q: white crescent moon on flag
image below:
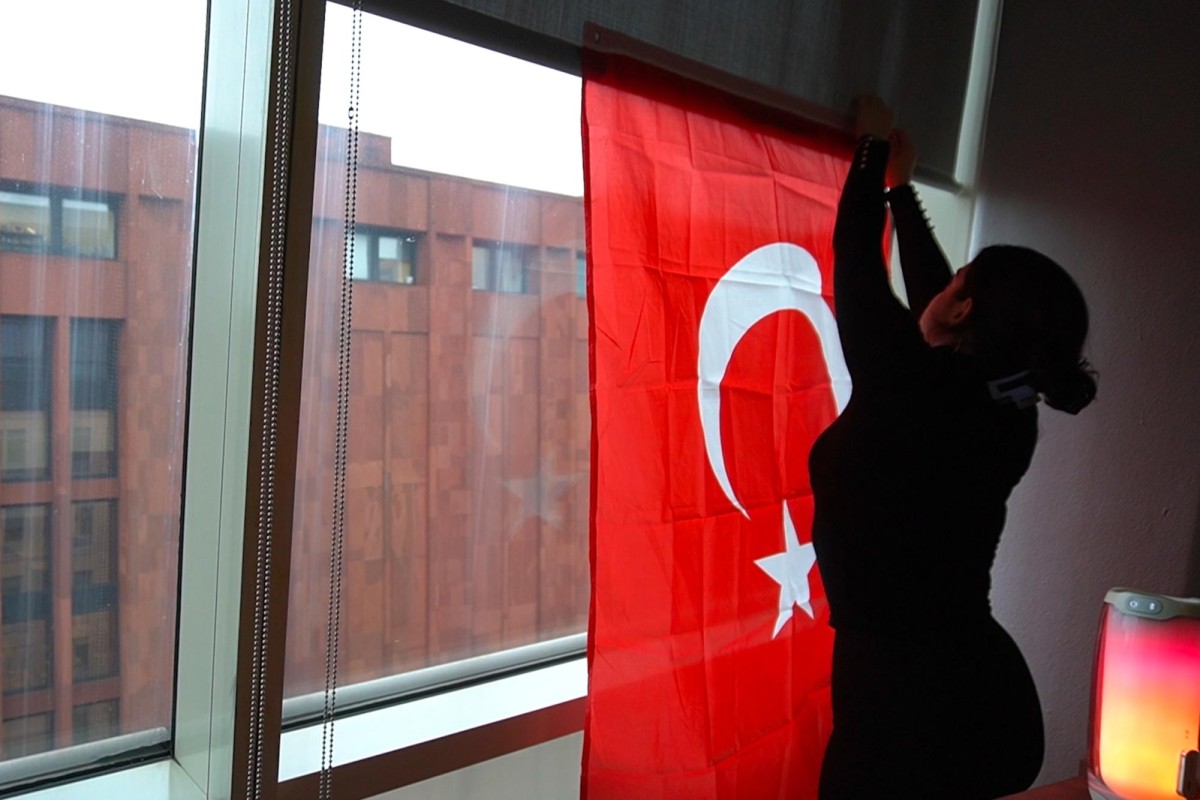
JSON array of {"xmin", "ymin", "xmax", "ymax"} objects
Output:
[{"xmin": 697, "ymin": 242, "xmax": 851, "ymax": 517}]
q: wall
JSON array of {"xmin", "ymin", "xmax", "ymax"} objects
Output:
[{"xmin": 975, "ymin": 0, "xmax": 1200, "ymax": 784}]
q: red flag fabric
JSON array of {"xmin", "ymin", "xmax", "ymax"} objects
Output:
[{"xmin": 582, "ymin": 52, "xmax": 854, "ymax": 799}]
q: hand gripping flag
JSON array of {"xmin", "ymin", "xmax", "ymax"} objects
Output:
[{"xmin": 582, "ymin": 45, "xmax": 854, "ymax": 799}]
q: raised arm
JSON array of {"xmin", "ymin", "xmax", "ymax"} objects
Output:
[
  {"xmin": 832, "ymin": 101, "xmax": 928, "ymax": 389},
  {"xmin": 884, "ymin": 129, "xmax": 953, "ymax": 319}
]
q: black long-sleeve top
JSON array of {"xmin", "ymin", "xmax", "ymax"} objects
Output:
[{"xmin": 808, "ymin": 137, "xmax": 1038, "ymax": 635}]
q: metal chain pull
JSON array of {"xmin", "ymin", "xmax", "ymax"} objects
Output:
[
  {"xmin": 319, "ymin": 2, "xmax": 362, "ymax": 797},
  {"xmin": 246, "ymin": 0, "xmax": 296, "ymax": 796}
]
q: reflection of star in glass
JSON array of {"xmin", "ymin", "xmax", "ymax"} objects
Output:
[
  {"xmin": 502, "ymin": 466, "xmax": 585, "ymax": 535},
  {"xmin": 755, "ymin": 501, "xmax": 818, "ymax": 638}
]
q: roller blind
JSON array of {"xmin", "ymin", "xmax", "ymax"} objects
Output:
[{"xmin": 361, "ymin": 0, "xmax": 980, "ymax": 184}]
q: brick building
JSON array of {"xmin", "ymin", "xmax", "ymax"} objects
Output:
[{"xmin": 0, "ymin": 96, "xmax": 590, "ymax": 755}]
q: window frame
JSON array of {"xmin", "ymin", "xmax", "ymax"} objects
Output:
[
  {"xmin": 68, "ymin": 319, "xmax": 120, "ymax": 480},
  {"xmin": 259, "ymin": 1, "xmax": 590, "ymax": 796},
  {"xmin": 168, "ymin": 0, "xmax": 277, "ymax": 796},
  {"xmin": 0, "ymin": 315, "xmax": 55, "ymax": 484},
  {"xmin": 1, "ymin": 503, "xmax": 54, "ymax": 701},
  {"xmin": 0, "ymin": 183, "xmax": 120, "ymax": 261},
  {"xmin": 69, "ymin": 499, "xmax": 119, "ymax": 686},
  {"xmin": 471, "ymin": 239, "xmax": 537, "ymax": 294},
  {"xmin": 351, "ymin": 225, "xmax": 421, "ymax": 284},
  {"xmin": 268, "ymin": 3, "xmax": 587, "ymax": 795}
]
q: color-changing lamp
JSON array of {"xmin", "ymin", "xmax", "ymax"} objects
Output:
[{"xmin": 1089, "ymin": 588, "xmax": 1200, "ymax": 800}]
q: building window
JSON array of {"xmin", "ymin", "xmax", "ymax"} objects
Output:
[
  {"xmin": 352, "ymin": 228, "xmax": 419, "ymax": 284},
  {"xmin": 70, "ymin": 319, "xmax": 119, "ymax": 478},
  {"xmin": 0, "ymin": 191, "xmax": 50, "ymax": 253},
  {"xmin": 72, "ymin": 699, "xmax": 119, "ymax": 745},
  {"xmin": 0, "ymin": 316, "xmax": 53, "ymax": 483},
  {"xmin": 0, "ymin": 185, "xmax": 117, "ymax": 259},
  {"xmin": 576, "ymin": 251, "xmax": 586, "ymax": 298},
  {"xmin": 472, "ymin": 241, "xmax": 536, "ymax": 293},
  {"xmin": 1, "ymin": 505, "xmax": 53, "ymax": 696},
  {"xmin": 2, "ymin": 712, "xmax": 54, "ymax": 759},
  {"xmin": 71, "ymin": 501, "xmax": 118, "ymax": 683}
]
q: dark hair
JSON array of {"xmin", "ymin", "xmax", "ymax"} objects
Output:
[{"xmin": 959, "ymin": 245, "xmax": 1097, "ymax": 414}]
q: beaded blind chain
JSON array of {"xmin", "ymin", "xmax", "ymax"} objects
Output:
[
  {"xmin": 246, "ymin": 0, "xmax": 298, "ymax": 796},
  {"xmin": 319, "ymin": 2, "xmax": 363, "ymax": 797}
]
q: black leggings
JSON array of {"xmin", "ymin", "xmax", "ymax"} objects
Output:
[{"xmin": 818, "ymin": 618, "xmax": 1044, "ymax": 800}]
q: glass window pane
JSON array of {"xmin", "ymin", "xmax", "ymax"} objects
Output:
[
  {"xmin": 72, "ymin": 501, "xmax": 118, "ymax": 683},
  {"xmin": 1, "ymin": 316, "xmax": 53, "ymax": 482},
  {"xmin": 377, "ymin": 235, "xmax": 399, "ymax": 261},
  {"xmin": 496, "ymin": 244, "xmax": 527, "ymax": 294},
  {"xmin": 70, "ymin": 319, "xmax": 119, "ymax": 478},
  {"xmin": 61, "ymin": 198, "xmax": 116, "ymax": 259},
  {"xmin": 2, "ymin": 713, "xmax": 52, "ymax": 759},
  {"xmin": 1, "ymin": 505, "xmax": 52, "ymax": 696},
  {"xmin": 471, "ymin": 243, "xmax": 492, "ymax": 290},
  {"xmin": 352, "ymin": 230, "xmax": 371, "ymax": 280},
  {"xmin": 0, "ymin": 191, "xmax": 51, "ymax": 253},
  {"xmin": 286, "ymin": 9, "xmax": 589, "ymax": 710},
  {"xmin": 376, "ymin": 233, "xmax": 416, "ymax": 284},
  {"xmin": 72, "ymin": 699, "xmax": 119, "ymax": 746},
  {"xmin": 0, "ymin": 0, "xmax": 206, "ymax": 775}
]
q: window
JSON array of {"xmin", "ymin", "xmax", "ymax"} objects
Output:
[
  {"xmin": 1, "ymin": 506, "xmax": 52, "ymax": 700},
  {"xmin": 352, "ymin": 228, "xmax": 419, "ymax": 283},
  {"xmin": 1, "ymin": 713, "xmax": 52, "ymax": 760},
  {"xmin": 576, "ymin": 250, "xmax": 586, "ymax": 298},
  {"xmin": 0, "ymin": 186, "xmax": 117, "ymax": 259},
  {"xmin": 72, "ymin": 699, "xmax": 119, "ymax": 746},
  {"xmin": 0, "ymin": 0, "xmax": 204, "ymax": 783},
  {"xmin": 280, "ymin": 11, "xmax": 590, "ymax": 781},
  {"xmin": 471, "ymin": 240, "xmax": 537, "ymax": 293},
  {"xmin": 71, "ymin": 501, "xmax": 118, "ymax": 683},
  {"xmin": 0, "ymin": 317, "xmax": 53, "ymax": 483},
  {"xmin": 70, "ymin": 319, "xmax": 119, "ymax": 478},
  {"xmin": 61, "ymin": 199, "xmax": 117, "ymax": 260},
  {"xmin": 0, "ymin": 192, "xmax": 49, "ymax": 253}
]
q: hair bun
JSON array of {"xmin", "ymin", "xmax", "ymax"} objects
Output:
[{"xmin": 1037, "ymin": 359, "xmax": 1098, "ymax": 415}]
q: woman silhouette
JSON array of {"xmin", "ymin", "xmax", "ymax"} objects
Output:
[{"xmin": 811, "ymin": 97, "xmax": 1096, "ymax": 799}]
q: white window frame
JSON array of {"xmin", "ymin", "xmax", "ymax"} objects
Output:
[{"xmin": 169, "ymin": 0, "xmax": 274, "ymax": 793}]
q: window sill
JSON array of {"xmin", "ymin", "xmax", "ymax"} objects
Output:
[
  {"xmin": 15, "ymin": 756, "xmax": 203, "ymax": 800},
  {"xmin": 7, "ymin": 657, "xmax": 585, "ymax": 800},
  {"xmin": 277, "ymin": 657, "xmax": 586, "ymax": 799}
]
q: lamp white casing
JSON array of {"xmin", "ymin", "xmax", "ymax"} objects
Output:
[{"xmin": 1088, "ymin": 589, "xmax": 1200, "ymax": 800}]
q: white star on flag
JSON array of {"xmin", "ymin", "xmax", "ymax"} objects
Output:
[{"xmin": 755, "ymin": 501, "xmax": 818, "ymax": 638}]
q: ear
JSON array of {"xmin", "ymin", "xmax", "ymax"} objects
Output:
[{"xmin": 948, "ymin": 296, "xmax": 973, "ymax": 327}]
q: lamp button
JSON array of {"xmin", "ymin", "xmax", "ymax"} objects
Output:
[{"xmin": 1127, "ymin": 596, "xmax": 1164, "ymax": 615}]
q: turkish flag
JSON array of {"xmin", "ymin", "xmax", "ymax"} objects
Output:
[{"xmin": 582, "ymin": 49, "xmax": 854, "ymax": 799}]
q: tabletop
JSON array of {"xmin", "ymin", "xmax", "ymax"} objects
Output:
[{"xmin": 1003, "ymin": 777, "xmax": 1090, "ymax": 799}]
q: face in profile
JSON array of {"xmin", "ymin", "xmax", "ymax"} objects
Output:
[{"xmin": 919, "ymin": 265, "xmax": 973, "ymax": 347}]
